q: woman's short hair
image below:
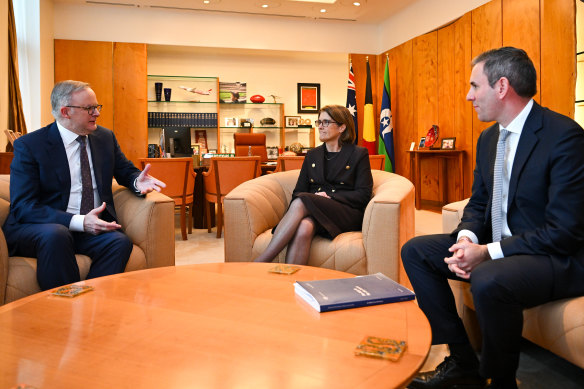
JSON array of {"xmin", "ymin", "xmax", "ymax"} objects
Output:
[
  {"xmin": 318, "ymin": 105, "xmax": 356, "ymax": 145},
  {"xmin": 51, "ymin": 80, "xmax": 91, "ymax": 119},
  {"xmin": 472, "ymin": 47, "xmax": 537, "ymax": 98}
]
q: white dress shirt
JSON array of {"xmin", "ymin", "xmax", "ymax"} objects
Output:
[
  {"xmin": 458, "ymin": 99, "xmax": 534, "ymax": 259},
  {"xmin": 56, "ymin": 122, "xmax": 101, "ymax": 231}
]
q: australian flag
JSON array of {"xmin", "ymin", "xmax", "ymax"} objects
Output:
[{"xmin": 346, "ymin": 62, "xmax": 358, "ymax": 144}]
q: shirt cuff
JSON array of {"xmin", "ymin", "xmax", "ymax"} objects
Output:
[
  {"xmin": 69, "ymin": 214, "xmax": 85, "ymax": 232},
  {"xmin": 487, "ymin": 242, "xmax": 504, "ymax": 260},
  {"xmin": 457, "ymin": 230, "xmax": 478, "ymax": 244}
]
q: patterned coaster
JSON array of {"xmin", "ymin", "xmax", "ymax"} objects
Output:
[{"xmin": 355, "ymin": 336, "xmax": 407, "ymax": 361}]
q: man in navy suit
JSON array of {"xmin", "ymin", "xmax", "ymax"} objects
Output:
[
  {"xmin": 403, "ymin": 47, "xmax": 584, "ymax": 389},
  {"xmin": 3, "ymin": 80, "xmax": 165, "ymax": 290}
]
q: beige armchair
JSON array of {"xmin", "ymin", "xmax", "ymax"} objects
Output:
[
  {"xmin": 0, "ymin": 175, "xmax": 176, "ymax": 305},
  {"xmin": 223, "ymin": 169, "xmax": 415, "ymax": 285},
  {"xmin": 443, "ymin": 199, "xmax": 584, "ymax": 370}
]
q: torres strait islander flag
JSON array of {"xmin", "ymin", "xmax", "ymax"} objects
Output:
[
  {"xmin": 378, "ymin": 56, "xmax": 395, "ymax": 172},
  {"xmin": 362, "ymin": 58, "xmax": 376, "ymax": 155},
  {"xmin": 346, "ymin": 61, "xmax": 358, "ymax": 144}
]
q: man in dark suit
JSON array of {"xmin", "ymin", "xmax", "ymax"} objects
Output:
[
  {"xmin": 3, "ymin": 80, "xmax": 165, "ymax": 290},
  {"xmin": 402, "ymin": 47, "xmax": 584, "ymax": 389}
]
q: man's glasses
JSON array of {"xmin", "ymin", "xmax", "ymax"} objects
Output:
[
  {"xmin": 66, "ymin": 105, "xmax": 103, "ymax": 114},
  {"xmin": 315, "ymin": 119, "xmax": 338, "ymax": 127}
]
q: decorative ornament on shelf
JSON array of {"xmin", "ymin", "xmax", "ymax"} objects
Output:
[
  {"xmin": 424, "ymin": 125, "xmax": 439, "ymax": 148},
  {"xmin": 179, "ymin": 85, "xmax": 212, "ymax": 95},
  {"xmin": 269, "ymin": 94, "xmax": 281, "ymax": 103},
  {"xmin": 250, "ymin": 95, "xmax": 265, "ymax": 103},
  {"xmin": 289, "ymin": 142, "xmax": 303, "ymax": 155},
  {"xmin": 260, "ymin": 117, "xmax": 276, "ymax": 126}
]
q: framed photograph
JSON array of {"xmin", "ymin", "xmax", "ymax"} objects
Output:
[
  {"xmin": 224, "ymin": 117, "xmax": 239, "ymax": 127},
  {"xmin": 418, "ymin": 137, "xmax": 426, "ymax": 149},
  {"xmin": 441, "ymin": 137, "xmax": 456, "ymax": 150},
  {"xmin": 297, "ymin": 83, "xmax": 321, "ymax": 113},
  {"xmin": 266, "ymin": 146, "xmax": 279, "ymax": 160},
  {"xmin": 285, "ymin": 116, "xmax": 301, "ymax": 127},
  {"xmin": 191, "ymin": 143, "xmax": 201, "ymax": 155},
  {"xmin": 219, "ymin": 81, "xmax": 247, "ymax": 103}
]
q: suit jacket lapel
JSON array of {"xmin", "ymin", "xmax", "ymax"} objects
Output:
[
  {"xmin": 48, "ymin": 123, "xmax": 71, "ymax": 207},
  {"xmin": 507, "ymin": 103, "xmax": 542, "ymax": 206},
  {"xmin": 313, "ymin": 144, "xmax": 326, "ymax": 181},
  {"xmin": 326, "ymin": 143, "xmax": 354, "ymax": 180}
]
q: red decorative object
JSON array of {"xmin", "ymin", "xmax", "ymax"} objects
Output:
[
  {"xmin": 424, "ymin": 125, "xmax": 439, "ymax": 148},
  {"xmin": 250, "ymin": 95, "xmax": 265, "ymax": 103}
]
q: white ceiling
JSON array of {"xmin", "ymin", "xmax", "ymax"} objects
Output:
[{"xmin": 56, "ymin": 0, "xmax": 416, "ymax": 24}]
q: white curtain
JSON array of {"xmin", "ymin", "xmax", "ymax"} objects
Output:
[{"xmin": 13, "ymin": 0, "xmax": 33, "ymax": 131}]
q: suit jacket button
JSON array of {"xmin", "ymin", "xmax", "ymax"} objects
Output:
[
  {"xmin": 332, "ymin": 189, "xmax": 336, "ymax": 193},
  {"xmin": 310, "ymin": 178, "xmax": 314, "ymax": 183},
  {"xmin": 345, "ymin": 165, "xmax": 350, "ymax": 170},
  {"xmin": 312, "ymin": 163, "xmax": 315, "ymax": 168},
  {"xmin": 340, "ymin": 182, "xmax": 344, "ymax": 185},
  {"xmin": 318, "ymin": 187, "xmax": 321, "ymax": 191}
]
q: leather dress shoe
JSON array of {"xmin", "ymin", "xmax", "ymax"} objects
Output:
[{"xmin": 408, "ymin": 356, "xmax": 486, "ymax": 389}]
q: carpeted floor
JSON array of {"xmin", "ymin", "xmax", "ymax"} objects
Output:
[{"xmin": 175, "ymin": 209, "xmax": 584, "ymax": 388}]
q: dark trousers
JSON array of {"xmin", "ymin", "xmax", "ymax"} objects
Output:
[
  {"xmin": 401, "ymin": 233, "xmax": 558, "ymax": 379},
  {"xmin": 4, "ymin": 223, "xmax": 132, "ymax": 290}
]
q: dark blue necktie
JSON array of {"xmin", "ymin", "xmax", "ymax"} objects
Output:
[{"xmin": 77, "ymin": 136, "xmax": 94, "ymax": 215}]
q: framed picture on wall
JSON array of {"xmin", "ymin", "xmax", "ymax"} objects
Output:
[{"xmin": 297, "ymin": 83, "xmax": 321, "ymax": 113}]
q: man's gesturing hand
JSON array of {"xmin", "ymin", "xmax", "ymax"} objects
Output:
[{"xmin": 83, "ymin": 202, "xmax": 122, "ymax": 235}]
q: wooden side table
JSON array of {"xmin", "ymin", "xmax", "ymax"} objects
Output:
[{"xmin": 408, "ymin": 149, "xmax": 464, "ymax": 210}]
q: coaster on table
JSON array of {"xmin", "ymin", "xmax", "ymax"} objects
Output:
[{"xmin": 354, "ymin": 336, "xmax": 407, "ymax": 361}]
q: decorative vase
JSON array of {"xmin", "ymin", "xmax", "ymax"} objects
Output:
[
  {"xmin": 164, "ymin": 88, "xmax": 172, "ymax": 102},
  {"xmin": 155, "ymin": 82, "xmax": 163, "ymax": 102}
]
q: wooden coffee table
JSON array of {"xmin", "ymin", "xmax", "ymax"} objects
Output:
[{"xmin": 0, "ymin": 263, "xmax": 431, "ymax": 388}]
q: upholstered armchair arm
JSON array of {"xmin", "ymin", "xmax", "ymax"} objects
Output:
[
  {"xmin": 224, "ymin": 171, "xmax": 296, "ymax": 262},
  {"xmin": 362, "ymin": 171, "xmax": 415, "ymax": 285},
  {"xmin": 113, "ymin": 183, "xmax": 176, "ymax": 268},
  {"xmin": 442, "ymin": 198, "xmax": 469, "ymax": 233}
]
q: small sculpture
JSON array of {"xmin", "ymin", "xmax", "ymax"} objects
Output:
[
  {"xmin": 179, "ymin": 86, "xmax": 212, "ymax": 95},
  {"xmin": 260, "ymin": 117, "xmax": 276, "ymax": 126},
  {"xmin": 269, "ymin": 94, "xmax": 281, "ymax": 103},
  {"xmin": 289, "ymin": 142, "xmax": 303, "ymax": 154},
  {"xmin": 424, "ymin": 125, "xmax": 439, "ymax": 148}
]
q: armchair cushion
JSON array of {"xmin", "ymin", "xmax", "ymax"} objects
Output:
[
  {"xmin": 224, "ymin": 169, "xmax": 415, "ymax": 285},
  {"xmin": 0, "ymin": 175, "xmax": 176, "ymax": 305}
]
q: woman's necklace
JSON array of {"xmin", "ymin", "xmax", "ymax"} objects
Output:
[{"xmin": 325, "ymin": 147, "xmax": 341, "ymax": 161}]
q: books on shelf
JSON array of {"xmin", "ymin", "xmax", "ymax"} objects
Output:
[
  {"xmin": 148, "ymin": 112, "xmax": 218, "ymax": 128},
  {"xmin": 294, "ymin": 273, "xmax": 415, "ymax": 313}
]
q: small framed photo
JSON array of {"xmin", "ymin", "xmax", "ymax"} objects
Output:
[
  {"xmin": 285, "ymin": 116, "xmax": 300, "ymax": 127},
  {"xmin": 297, "ymin": 83, "xmax": 321, "ymax": 113},
  {"xmin": 441, "ymin": 137, "xmax": 456, "ymax": 150},
  {"xmin": 191, "ymin": 143, "xmax": 201, "ymax": 155},
  {"xmin": 208, "ymin": 149, "xmax": 217, "ymax": 154},
  {"xmin": 266, "ymin": 146, "xmax": 279, "ymax": 160},
  {"xmin": 224, "ymin": 117, "xmax": 239, "ymax": 127},
  {"xmin": 418, "ymin": 137, "xmax": 426, "ymax": 149}
]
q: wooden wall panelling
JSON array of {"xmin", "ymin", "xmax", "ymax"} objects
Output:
[
  {"xmin": 413, "ymin": 32, "xmax": 440, "ymax": 204},
  {"xmin": 502, "ymin": 0, "xmax": 541, "ymax": 104},
  {"xmin": 453, "ymin": 13, "xmax": 474, "ymax": 199},
  {"xmin": 438, "ymin": 23, "xmax": 458, "ymax": 203},
  {"xmin": 541, "ymin": 0, "xmax": 576, "ymax": 118},
  {"xmin": 388, "ymin": 41, "xmax": 414, "ymax": 178},
  {"xmin": 471, "ymin": 0, "xmax": 503, "ymax": 172},
  {"xmin": 54, "ymin": 40, "xmax": 114, "ymax": 130},
  {"xmin": 113, "ymin": 42, "xmax": 148, "ymax": 166}
]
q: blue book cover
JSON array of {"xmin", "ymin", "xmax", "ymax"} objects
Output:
[{"xmin": 294, "ymin": 273, "xmax": 415, "ymax": 313}]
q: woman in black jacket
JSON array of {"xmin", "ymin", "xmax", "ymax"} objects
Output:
[{"xmin": 254, "ymin": 105, "xmax": 373, "ymax": 265}]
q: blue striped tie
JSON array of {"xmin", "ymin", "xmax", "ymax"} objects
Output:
[{"xmin": 492, "ymin": 129, "xmax": 510, "ymax": 243}]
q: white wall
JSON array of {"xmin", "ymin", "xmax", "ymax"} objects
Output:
[{"xmin": 53, "ymin": 3, "xmax": 379, "ymax": 54}]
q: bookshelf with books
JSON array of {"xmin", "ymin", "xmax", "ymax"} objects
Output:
[
  {"xmin": 147, "ymin": 75, "xmax": 219, "ymax": 156},
  {"xmin": 219, "ymin": 102, "xmax": 285, "ymax": 153}
]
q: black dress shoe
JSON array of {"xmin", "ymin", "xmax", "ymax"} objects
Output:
[{"xmin": 408, "ymin": 356, "xmax": 486, "ymax": 389}]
